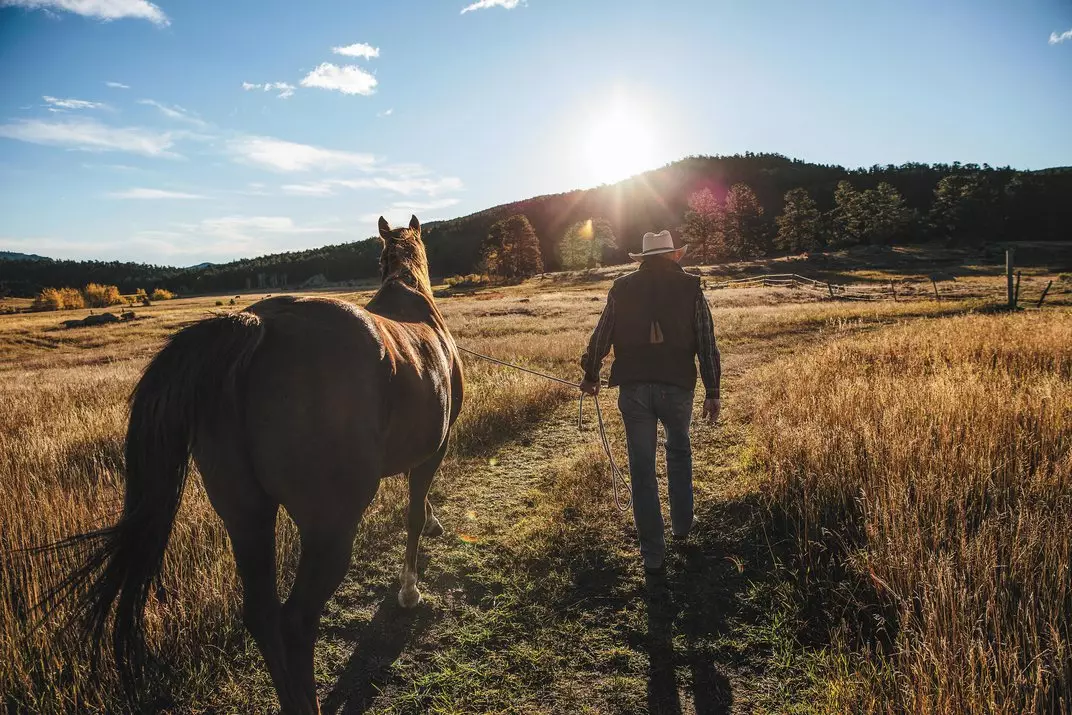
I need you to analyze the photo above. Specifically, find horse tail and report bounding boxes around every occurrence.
[37,311,265,693]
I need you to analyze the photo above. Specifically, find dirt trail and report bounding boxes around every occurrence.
[304,331,814,715]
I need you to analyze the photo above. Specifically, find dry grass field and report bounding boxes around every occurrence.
[1,260,1070,713]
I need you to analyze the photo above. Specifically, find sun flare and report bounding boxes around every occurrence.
[582,103,659,185]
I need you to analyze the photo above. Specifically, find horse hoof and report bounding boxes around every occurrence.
[398,587,422,609]
[423,516,444,538]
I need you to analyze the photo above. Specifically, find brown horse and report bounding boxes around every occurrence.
[46,215,463,713]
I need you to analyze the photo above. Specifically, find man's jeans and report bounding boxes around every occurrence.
[617,382,694,570]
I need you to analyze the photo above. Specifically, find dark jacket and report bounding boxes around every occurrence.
[606,258,702,390]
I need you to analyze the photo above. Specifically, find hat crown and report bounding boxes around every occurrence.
[641,230,674,253]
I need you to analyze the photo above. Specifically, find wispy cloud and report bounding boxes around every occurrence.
[359,199,461,225]
[378,108,394,117]
[137,99,208,127]
[165,216,346,257]
[43,95,107,110]
[0,117,178,157]
[0,0,169,25]
[460,0,522,14]
[1050,28,1072,45]
[333,42,379,59]
[300,63,377,96]
[228,136,377,172]
[108,187,206,199]
[105,81,131,89]
[241,81,296,99]
[281,176,464,197]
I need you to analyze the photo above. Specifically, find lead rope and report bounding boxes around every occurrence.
[455,345,632,512]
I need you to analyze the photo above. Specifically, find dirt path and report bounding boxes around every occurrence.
[302,332,819,715]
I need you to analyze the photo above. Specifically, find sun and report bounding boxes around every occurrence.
[582,103,659,185]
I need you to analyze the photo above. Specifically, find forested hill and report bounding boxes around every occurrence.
[2,153,1069,297]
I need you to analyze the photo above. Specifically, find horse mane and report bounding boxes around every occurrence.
[380,227,433,299]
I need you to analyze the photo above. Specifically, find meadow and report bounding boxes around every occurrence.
[0,259,1069,713]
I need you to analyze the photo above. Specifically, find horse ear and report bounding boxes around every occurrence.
[378,216,391,241]
[409,214,420,233]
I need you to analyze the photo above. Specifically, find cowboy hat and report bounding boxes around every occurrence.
[628,230,688,262]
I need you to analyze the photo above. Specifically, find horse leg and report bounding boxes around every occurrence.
[196,435,304,714]
[423,498,444,537]
[280,481,378,714]
[223,503,308,713]
[399,443,447,608]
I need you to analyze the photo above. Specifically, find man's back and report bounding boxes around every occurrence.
[606,257,702,390]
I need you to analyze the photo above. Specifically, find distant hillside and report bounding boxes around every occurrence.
[420,154,1072,276]
[1,153,1069,298]
[0,251,48,262]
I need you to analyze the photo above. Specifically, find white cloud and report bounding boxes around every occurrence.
[460,0,522,14]
[281,175,464,198]
[137,99,208,127]
[228,136,377,173]
[332,42,380,59]
[359,200,460,226]
[281,182,336,197]
[378,108,394,117]
[300,63,377,96]
[1050,28,1072,45]
[105,81,130,89]
[43,95,106,110]
[241,81,295,99]
[0,117,178,157]
[0,0,169,25]
[108,187,206,199]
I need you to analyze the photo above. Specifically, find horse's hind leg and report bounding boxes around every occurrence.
[400,442,447,608]
[197,438,305,713]
[423,500,444,537]
[280,479,379,713]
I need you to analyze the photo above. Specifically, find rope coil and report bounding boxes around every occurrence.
[456,345,632,512]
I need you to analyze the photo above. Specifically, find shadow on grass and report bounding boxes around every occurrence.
[320,589,437,715]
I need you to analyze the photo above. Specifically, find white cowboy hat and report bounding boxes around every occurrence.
[628,230,688,262]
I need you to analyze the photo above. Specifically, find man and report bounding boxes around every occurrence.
[580,229,721,579]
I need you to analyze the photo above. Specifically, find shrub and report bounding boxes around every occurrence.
[82,283,122,308]
[444,274,492,289]
[215,300,224,307]
[150,288,175,301]
[32,287,85,311]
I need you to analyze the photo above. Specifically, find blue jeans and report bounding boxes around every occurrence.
[617,382,695,569]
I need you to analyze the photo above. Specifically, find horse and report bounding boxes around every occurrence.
[44,214,463,714]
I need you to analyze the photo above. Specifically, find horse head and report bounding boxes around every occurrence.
[378,214,432,296]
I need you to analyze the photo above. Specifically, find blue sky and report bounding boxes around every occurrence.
[1,0,1070,265]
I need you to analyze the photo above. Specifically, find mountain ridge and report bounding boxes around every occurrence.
[2,153,1069,298]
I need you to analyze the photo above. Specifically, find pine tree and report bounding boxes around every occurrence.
[722,183,767,258]
[775,188,823,253]
[682,188,725,263]
[863,182,914,244]
[929,174,999,245]
[828,180,866,248]
[559,218,616,270]
[482,214,544,279]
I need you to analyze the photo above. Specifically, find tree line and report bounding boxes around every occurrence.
[2,153,1068,297]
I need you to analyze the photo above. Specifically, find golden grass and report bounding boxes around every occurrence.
[0,287,592,712]
[750,310,1072,713]
[1,270,1054,711]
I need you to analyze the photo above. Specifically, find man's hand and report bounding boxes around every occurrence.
[579,379,600,396]
[702,398,721,425]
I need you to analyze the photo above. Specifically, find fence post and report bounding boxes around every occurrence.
[827,282,834,300]
[1037,280,1053,308]
[1015,271,1022,306]
[1006,248,1016,309]
[930,277,940,302]
[890,280,897,302]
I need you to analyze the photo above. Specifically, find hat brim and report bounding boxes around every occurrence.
[628,245,687,262]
